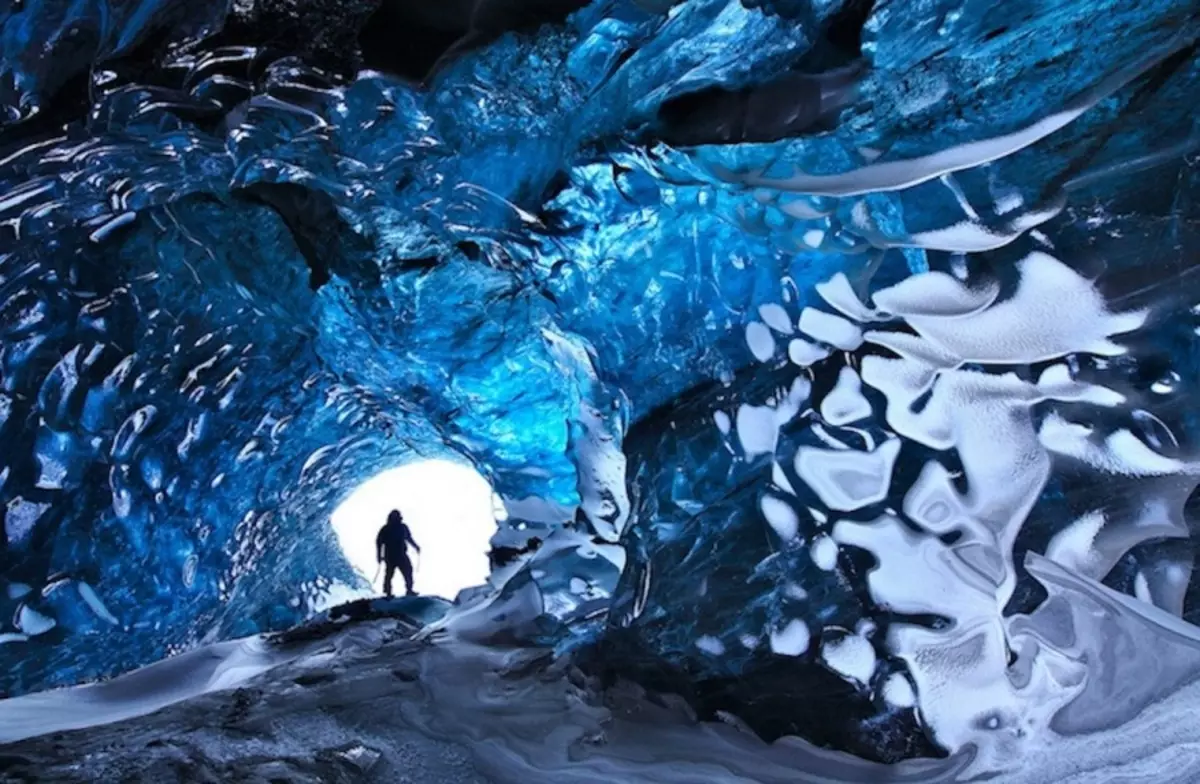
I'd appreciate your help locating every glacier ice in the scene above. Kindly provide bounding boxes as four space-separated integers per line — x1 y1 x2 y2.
0 0 1198 779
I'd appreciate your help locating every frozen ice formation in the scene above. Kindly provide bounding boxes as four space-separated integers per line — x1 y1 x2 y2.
0 0 1199 779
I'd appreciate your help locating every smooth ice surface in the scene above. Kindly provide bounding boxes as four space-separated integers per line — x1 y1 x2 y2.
760 495 799 542
820 633 876 685
0 634 296 744
798 308 863 351
795 438 902 511
809 535 839 571
745 321 777 361
819 367 871 426
769 619 811 657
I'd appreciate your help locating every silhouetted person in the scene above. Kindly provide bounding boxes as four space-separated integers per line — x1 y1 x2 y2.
377 510 421 597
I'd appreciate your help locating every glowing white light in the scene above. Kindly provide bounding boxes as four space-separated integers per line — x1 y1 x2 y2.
330 459 496 600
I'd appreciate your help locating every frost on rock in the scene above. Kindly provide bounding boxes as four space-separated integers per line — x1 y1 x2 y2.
0 0 1199 779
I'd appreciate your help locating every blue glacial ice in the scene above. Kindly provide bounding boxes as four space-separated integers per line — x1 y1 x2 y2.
0 0 1198 778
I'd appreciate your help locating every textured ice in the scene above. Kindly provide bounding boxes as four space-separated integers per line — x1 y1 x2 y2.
769 619 811 657
798 307 863 351
820 632 875 685
795 438 902 511
759 494 798 542
809 535 839 571
745 321 777 362
0 0 1197 779
787 337 830 367
819 367 871 426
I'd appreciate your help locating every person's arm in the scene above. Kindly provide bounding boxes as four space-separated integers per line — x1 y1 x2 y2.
406 528 421 553
376 528 386 562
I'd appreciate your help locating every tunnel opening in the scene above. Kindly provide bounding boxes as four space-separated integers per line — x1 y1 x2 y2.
329 459 502 602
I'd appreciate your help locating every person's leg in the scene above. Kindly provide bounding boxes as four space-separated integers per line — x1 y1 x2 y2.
383 562 396 597
398 555 415 596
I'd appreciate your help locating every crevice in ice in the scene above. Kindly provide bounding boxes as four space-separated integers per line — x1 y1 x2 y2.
358 0 471 82
723 31 1197 196
656 64 866 147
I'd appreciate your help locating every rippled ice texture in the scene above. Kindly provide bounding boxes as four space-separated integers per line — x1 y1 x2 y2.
0 0 1198 778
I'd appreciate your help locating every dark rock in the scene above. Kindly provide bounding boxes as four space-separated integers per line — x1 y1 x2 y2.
293 669 338 686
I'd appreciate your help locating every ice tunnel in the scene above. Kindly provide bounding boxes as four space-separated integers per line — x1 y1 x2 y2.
329 459 498 601
0 0 1199 779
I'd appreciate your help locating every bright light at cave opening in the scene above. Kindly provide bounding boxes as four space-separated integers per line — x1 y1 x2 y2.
330 459 503 600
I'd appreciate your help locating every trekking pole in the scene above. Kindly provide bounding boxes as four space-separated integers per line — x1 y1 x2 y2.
371 561 381 586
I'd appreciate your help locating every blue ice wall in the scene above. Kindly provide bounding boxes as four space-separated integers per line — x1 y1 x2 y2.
0 0 227 123
0 0 1198 771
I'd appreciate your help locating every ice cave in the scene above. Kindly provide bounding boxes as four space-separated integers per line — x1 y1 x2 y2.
329 460 498 601
0 0 1197 781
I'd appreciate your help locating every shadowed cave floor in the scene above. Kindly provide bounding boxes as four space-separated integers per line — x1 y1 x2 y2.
2 600 1199 784
0 601 958 784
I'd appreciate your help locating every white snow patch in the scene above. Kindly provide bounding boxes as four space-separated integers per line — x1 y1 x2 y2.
1040 416 1199 477
815 273 880 322
820 367 872 425
788 338 831 367
745 321 776 362
906 202 1061 253
696 635 726 656
799 308 863 351
1044 511 1107 575
736 404 780 458
735 379 811 458
16 606 55 636
810 535 839 571
872 271 999 319
795 438 902 511
902 461 968 534
769 620 811 656
760 495 799 541
758 304 793 334
872 253 1145 363
883 672 917 708
772 461 796 494
822 634 876 684
1134 571 1153 605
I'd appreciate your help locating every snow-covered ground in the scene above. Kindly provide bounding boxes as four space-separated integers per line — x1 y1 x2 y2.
2 600 1199 783
0 634 297 745
0 601 948 783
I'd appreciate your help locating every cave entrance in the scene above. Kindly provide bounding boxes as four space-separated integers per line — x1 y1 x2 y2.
329 459 500 600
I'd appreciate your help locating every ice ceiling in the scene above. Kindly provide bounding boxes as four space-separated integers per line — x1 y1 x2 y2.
0 0 1198 775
